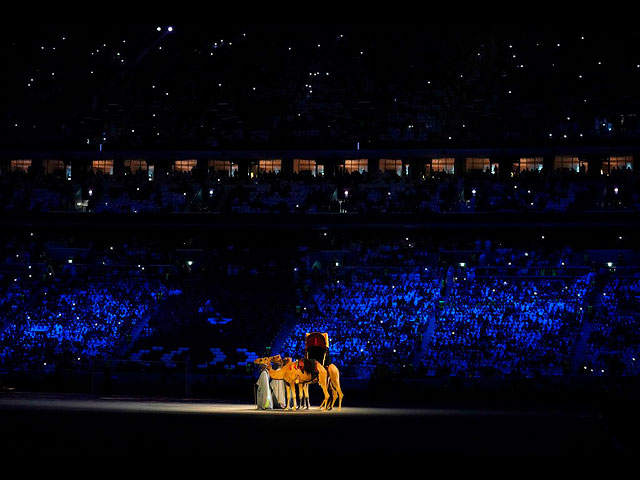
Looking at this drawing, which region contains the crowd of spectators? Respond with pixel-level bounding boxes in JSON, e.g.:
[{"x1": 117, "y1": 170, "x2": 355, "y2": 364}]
[
  {"x1": 584, "y1": 276, "x2": 640, "y2": 376},
  {"x1": 282, "y1": 270, "x2": 442, "y2": 376},
  {"x1": 0, "y1": 169, "x2": 73, "y2": 212},
  {"x1": 281, "y1": 237, "x2": 608, "y2": 378},
  {"x1": 2, "y1": 166, "x2": 639, "y2": 215},
  {"x1": 425, "y1": 274, "x2": 594, "y2": 377},
  {"x1": 91, "y1": 169, "x2": 191, "y2": 214},
  {"x1": 0, "y1": 278, "x2": 168, "y2": 371},
  {"x1": 0, "y1": 234, "x2": 174, "y2": 371},
  {"x1": 2, "y1": 229, "x2": 640, "y2": 380},
  {"x1": 0, "y1": 233, "x2": 298, "y2": 374}
]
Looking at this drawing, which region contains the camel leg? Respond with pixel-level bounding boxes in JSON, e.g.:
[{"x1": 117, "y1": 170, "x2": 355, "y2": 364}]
[
  {"x1": 305, "y1": 384, "x2": 310, "y2": 409},
  {"x1": 335, "y1": 382, "x2": 344, "y2": 411},
  {"x1": 296, "y1": 384, "x2": 301, "y2": 409},
  {"x1": 286, "y1": 382, "x2": 297, "y2": 410},
  {"x1": 329, "y1": 365, "x2": 344, "y2": 411},
  {"x1": 300, "y1": 383, "x2": 309, "y2": 409},
  {"x1": 285, "y1": 383, "x2": 292, "y2": 410},
  {"x1": 290, "y1": 382, "x2": 298, "y2": 410},
  {"x1": 297, "y1": 383, "x2": 305, "y2": 410},
  {"x1": 328, "y1": 382, "x2": 335, "y2": 411},
  {"x1": 318, "y1": 372, "x2": 330, "y2": 410},
  {"x1": 292, "y1": 383, "x2": 298, "y2": 410}
]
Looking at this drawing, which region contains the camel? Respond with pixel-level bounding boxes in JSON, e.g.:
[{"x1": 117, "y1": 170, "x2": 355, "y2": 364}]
[
  {"x1": 269, "y1": 356, "x2": 309, "y2": 409},
  {"x1": 275, "y1": 355, "x2": 344, "y2": 411},
  {"x1": 254, "y1": 356, "x2": 308, "y2": 410},
  {"x1": 258, "y1": 355, "x2": 344, "y2": 411},
  {"x1": 276, "y1": 356, "x2": 344, "y2": 411}
]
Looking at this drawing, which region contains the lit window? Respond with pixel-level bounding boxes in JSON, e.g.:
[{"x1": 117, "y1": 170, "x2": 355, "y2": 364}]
[
  {"x1": 379, "y1": 159, "x2": 403, "y2": 176},
  {"x1": 258, "y1": 159, "x2": 282, "y2": 174},
  {"x1": 430, "y1": 158, "x2": 455, "y2": 174},
  {"x1": 344, "y1": 159, "x2": 368, "y2": 174},
  {"x1": 605, "y1": 156, "x2": 633, "y2": 173},
  {"x1": 518, "y1": 157, "x2": 544, "y2": 172},
  {"x1": 91, "y1": 159, "x2": 114, "y2": 175},
  {"x1": 174, "y1": 159, "x2": 197, "y2": 173},
  {"x1": 465, "y1": 157, "x2": 491, "y2": 172},
  {"x1": 554, "y1": 155, "x2": 585, "y2": 173},
  {"x1": 10, "y1": 159, "x2": 32, "y2": 173},
  {"x1": 293, "y1": 159, "x2": 317, "y2": 176},
  {"x1": 124, "y1": 159, "x2": 148, "y2": 173}
]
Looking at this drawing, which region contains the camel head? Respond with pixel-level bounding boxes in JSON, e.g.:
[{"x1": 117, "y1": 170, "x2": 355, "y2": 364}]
[
  {"x1": 254, "y1": 357, "x2": 271, "y2": 366},
  {"x1": 270, "y1": 355, "x2": 282, "y2": 364}
]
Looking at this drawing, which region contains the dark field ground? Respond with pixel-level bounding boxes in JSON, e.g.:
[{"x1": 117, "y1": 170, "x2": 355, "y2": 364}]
[{"x1": 2, "y1": 382, "x2": 638, "y2": 457}]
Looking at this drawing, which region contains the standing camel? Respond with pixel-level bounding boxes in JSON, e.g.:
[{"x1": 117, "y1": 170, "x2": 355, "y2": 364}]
[
  {"x1": 266, "y1": 355, "x2": 344, "y2": 410},
  {"x1": 283, "y1": 356, "x2": 344, "y2": 411},
  {"x1": 254, "y1": 357, "x2": 308, "y2": 409},
  {"x1": 270, "y1": 356, "x2": 309, "y2": 408},
  {"x1": 255, "y1": 356, "x2": 335, "y2": 410}
]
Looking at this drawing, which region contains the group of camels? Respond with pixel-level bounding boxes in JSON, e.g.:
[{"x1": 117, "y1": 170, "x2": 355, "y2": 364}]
[{"x1": 254, "y1": 355, "x2": 344, "y2": 411}]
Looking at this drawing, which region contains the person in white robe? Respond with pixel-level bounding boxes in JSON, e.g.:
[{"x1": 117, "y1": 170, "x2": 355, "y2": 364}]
[
  {"x1": 255, "y1": 366, "x2": 273, "y2": 410},
  {"x1": 270, "y1": 363, "x2": 287, "y2": 409}
]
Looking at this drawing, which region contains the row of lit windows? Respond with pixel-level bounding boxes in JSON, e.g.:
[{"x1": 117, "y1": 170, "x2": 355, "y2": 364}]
[{"x1": 7, "y1": 156, "x2": 636, "y2": 175}]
